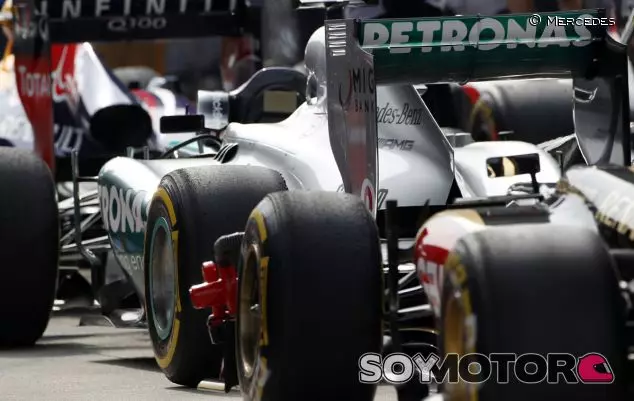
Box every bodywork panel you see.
[97,156,221,297]
[325,10,629,214]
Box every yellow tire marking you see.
[156,187,177,225]
[469,99,497,137]
[444,253,478,401]
[259,256,269,347]
[250,209,267,242]
[153,187,181,369]
[255,356,269,401]
[157,318,180,369]
[250,208,270,399]
[172,230,182,313]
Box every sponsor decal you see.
[205,98,225,128]
[37,0,232,18]
[197,91,229,130]
[14,5,49,41]
[361,14,596,54]
[337,184,388,210]
[14,54,55,169]
[51,45,79,111]
[16,66,51,99]
[378,138,414,151]
[117,253,143,273]
[377,102,423,125]
[338,67,375,113]
[53,124,83,155]
[107,16,167,32]
[359,352,615,385]
[361,178,376,214]
[99,185,148,234]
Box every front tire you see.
[144,165,287,386]
[0,148,59,346]
[441,224,627,401]
[237,191,383,401]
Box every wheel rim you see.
[149,217,176,341]
[239,244,262,381]
[444,291,469,399]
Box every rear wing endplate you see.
[326,10,630,212]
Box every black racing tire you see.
[0,148,59,346]
[468,79,574,144]
[143,165,287,387]
[441,224,627,401]
[237,191,382,401]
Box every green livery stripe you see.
[358,11,609,82]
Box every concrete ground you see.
[0,315,398,401]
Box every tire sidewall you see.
[144,185,219,385]
[237,202,281,400]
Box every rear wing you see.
[13,0,249,43]
[325,10,630,213]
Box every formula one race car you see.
[1,0,556,387]
[182,7,634,401]
[0,0,309,182]
[1,2,616,401]
[0,0,308,350]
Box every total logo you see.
[99,185,149,234]
[17,66,51,99]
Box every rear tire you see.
[441,224,627,401]
[0,148,59,346]
[144,165,287,387]
[237,191,382,401]
[468,80,574,144]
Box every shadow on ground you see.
[167,386,241,398]
[0,341,143,358]
[93,356,161,373]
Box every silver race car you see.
[3,1,599,400]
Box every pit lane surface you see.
[0,315,398,401]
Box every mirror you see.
[487,153,540,178]
[91,104,153,151]
[160,115,205,134]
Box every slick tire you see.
[237,191,382,401]
[144,165,287,387]
[0,148,59,346]
[441,224,627,401]
[468,80,574,143]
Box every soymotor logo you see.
[359,352,614,385]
